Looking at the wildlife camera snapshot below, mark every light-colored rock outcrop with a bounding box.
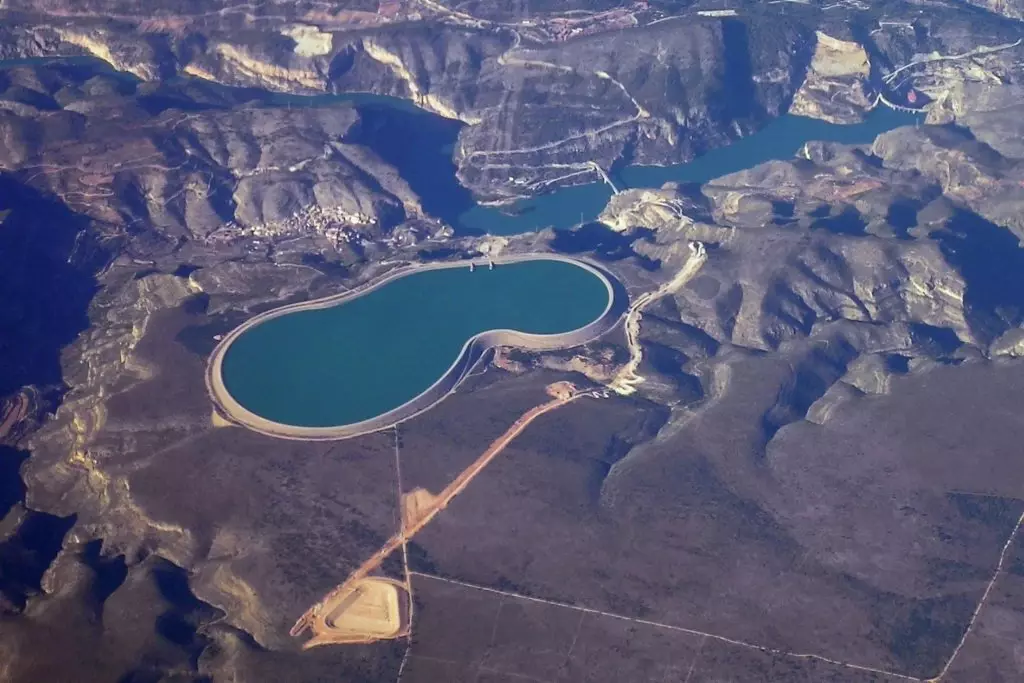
[600,188,698,233]
[789,32,872,123]
[281,25,334,58]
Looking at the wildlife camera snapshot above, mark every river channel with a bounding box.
[455,106,921,234]
[2,55,921,238]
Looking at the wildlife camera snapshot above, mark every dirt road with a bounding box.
[610,241,706,395]
[290,381,596,647]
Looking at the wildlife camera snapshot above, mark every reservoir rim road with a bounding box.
[205,253,627,441]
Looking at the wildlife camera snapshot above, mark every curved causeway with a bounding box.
[206,255,627,440]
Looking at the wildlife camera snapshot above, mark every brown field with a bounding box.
[290,381,596,649]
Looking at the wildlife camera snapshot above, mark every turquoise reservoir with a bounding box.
[219,260,610,428]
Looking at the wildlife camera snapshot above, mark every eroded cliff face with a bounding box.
[789,32,872,123]
[23,274,204,562]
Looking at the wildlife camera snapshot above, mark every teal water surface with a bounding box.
[221,260,609,427]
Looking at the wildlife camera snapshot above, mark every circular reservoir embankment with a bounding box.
[206,255,627,440]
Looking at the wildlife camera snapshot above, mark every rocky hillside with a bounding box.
[0,62,427,248]
[1,0,1023,200]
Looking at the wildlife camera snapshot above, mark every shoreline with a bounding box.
[204,253,628,441]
